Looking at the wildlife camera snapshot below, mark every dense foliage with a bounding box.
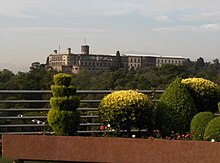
[203,117,220,142]
[190,112,215,140]
[48,73,80,136]
[155,77,197,137]
[1,57,220,91]
[99,90,154,135]
[182,78,220,113]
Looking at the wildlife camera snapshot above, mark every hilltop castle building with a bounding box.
[47,45,187,74]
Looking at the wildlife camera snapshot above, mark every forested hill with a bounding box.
[1,57,220,90]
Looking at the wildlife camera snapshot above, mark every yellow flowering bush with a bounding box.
[99,90,154,135]
[182,78,220,113]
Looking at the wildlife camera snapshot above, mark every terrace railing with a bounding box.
[0,89,164,136]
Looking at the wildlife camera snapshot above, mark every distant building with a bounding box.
[47,45,187,74]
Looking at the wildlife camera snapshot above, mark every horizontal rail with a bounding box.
[0,116,47,120]
[0,123,102,128]
[0,100,101,103]
[0,89,165,94]
[0,108,99,112]
[0,89,163,135]
[0,108,50,112]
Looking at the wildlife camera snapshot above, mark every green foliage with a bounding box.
[47,108,80,136]
[203,116,220,142]
[190,112,215,140]
[155,77,197,137]
[50,96,80,111]
[48,73,80,136]
[51,85,76,97]
[53,73,72,86]
[99,90,154,135]
[182,77,220,113]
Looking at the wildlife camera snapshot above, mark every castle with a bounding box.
[47,45,187,74]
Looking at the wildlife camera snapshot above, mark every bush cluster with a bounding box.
[155,77,197,137]
[190,112,215,141]
[181,77,220,113]
[47,73,80,136]
[99,90,154,135]
[203,116,220,142]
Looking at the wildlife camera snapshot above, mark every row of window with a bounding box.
[157,59,183,64]
[129,58,141,63]
[80,62,113,66]
[72,67,109,71]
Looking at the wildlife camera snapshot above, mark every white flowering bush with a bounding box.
[99,90,154,135]
[182,77,220,113]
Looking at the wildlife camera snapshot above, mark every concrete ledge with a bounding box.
[2,135,220,163]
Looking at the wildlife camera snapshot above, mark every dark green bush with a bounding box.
[155,77,197,137]
[182,77,220,113]
[99,90,154,135]
[53,73,72,86]
[47,109,80,136]
[51,85,76,97]
[203,116,220,142]
[190,112,215,140]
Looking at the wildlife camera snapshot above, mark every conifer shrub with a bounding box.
[50,96,80,111]
[51,85,76,97]
[99,90,154,135]
[190,112,215,141]
[181,77,220,113]
[47,109,81,136]
[47,73,80,136]
[155,77,197,137]
[203,116,220,142]
[53,73,72,86]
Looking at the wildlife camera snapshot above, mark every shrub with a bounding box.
[190,112,215,141]
[203,116,220,142]
[182,77,220,113]
[48,73,80,136]
[53,73,72,86]
[51,85,76,97]
[50,96,80,111]
[155,77,197,137]
[47,109,80,136]
[99,90,154,135]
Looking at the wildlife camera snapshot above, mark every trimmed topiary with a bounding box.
[50,96,80,111]
[190,112,215,141]
[203,116,220,142]
[47,109,80,136]
[182,77,220,113]
[53,73,72,86]
[48,73,80,136]
[155,77,197,137]
[51,85,76,97]
[99,90,154,135]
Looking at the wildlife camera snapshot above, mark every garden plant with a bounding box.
[203,116,220,142]
[155,77,197,137]
[99,90,154,137]
[47,73,80,136]
[182,77,220,113]
[190,112,215,141]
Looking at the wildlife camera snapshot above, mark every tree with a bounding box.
[114,51,123,70]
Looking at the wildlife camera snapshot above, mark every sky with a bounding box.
[1,0,220,72]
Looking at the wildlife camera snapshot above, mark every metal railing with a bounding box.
[0,90,164,135]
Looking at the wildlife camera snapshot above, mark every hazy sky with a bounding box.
[1,0,220,72]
